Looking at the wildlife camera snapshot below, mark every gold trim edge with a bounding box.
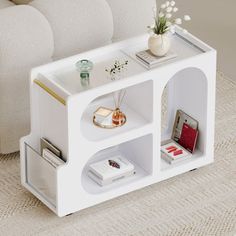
[34,79,66,106]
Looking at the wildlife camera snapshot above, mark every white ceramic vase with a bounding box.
[148,33,171,57]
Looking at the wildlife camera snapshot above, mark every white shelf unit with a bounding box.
[20,27,216,216]
[82,134,153,194]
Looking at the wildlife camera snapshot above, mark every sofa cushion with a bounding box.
[0,5,53,71]
[0,0,14,9]
[10,0,31,4]
[106,0,156,41]
[30,0,113,59]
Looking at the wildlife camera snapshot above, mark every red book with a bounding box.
[179,123,198,153]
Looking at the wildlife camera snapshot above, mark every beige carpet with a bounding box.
[0,72,236,236]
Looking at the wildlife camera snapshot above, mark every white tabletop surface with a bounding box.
[39,31,210,96]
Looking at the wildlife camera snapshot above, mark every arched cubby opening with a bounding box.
[81,134,153,194]
[81,80,153,142]
[161,67,208,171]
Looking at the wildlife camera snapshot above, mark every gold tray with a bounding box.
[93,116,126,129]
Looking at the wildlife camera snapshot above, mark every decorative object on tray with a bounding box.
[111,89,126,126]
[106,60,128,127]
[136,49,177,69]
[161,109,198,164]
[88,155,135,186]
[75,59,93,86]
[94,107,113,126]
[147,1,191,56]
[93,106,126,129]
[93,60,128,129]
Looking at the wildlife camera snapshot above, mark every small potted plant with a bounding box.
[148,1,191,56]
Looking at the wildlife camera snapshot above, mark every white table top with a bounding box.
[35,28,213,98]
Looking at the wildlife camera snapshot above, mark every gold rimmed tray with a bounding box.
[93,115,126,129]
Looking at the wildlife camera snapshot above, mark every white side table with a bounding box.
[20,27,216,216]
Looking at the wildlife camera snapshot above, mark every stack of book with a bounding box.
[135,50,177,69]
[161,110,199,165]
[161,141,190,164]
[88,155,135,186]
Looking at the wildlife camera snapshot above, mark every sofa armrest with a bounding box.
[30,0,113,59]
[0,0,14,9]
[0,5,54,153]
[0,5,53,72]
[106,0,156,41]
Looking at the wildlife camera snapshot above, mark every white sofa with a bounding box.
[0,0,155,154]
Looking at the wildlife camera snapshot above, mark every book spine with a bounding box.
[42,149,64,168]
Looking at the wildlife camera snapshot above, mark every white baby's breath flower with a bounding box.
[173,7,178,12]
[175,18,182,24]
[149,2,191,35]
[165,13,172,19]
[161,4,166,9]
[166,7,173,13]
[184,15,191,21]
[182,29,188,34]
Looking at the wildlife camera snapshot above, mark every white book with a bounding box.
[161,141,192,164]
[136,50,177,68]
[88,156,135,186]
[88,170,135,186]
[42,148,65,168]
[161,152,191,164]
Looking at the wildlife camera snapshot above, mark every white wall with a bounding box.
[156,0,236,80]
